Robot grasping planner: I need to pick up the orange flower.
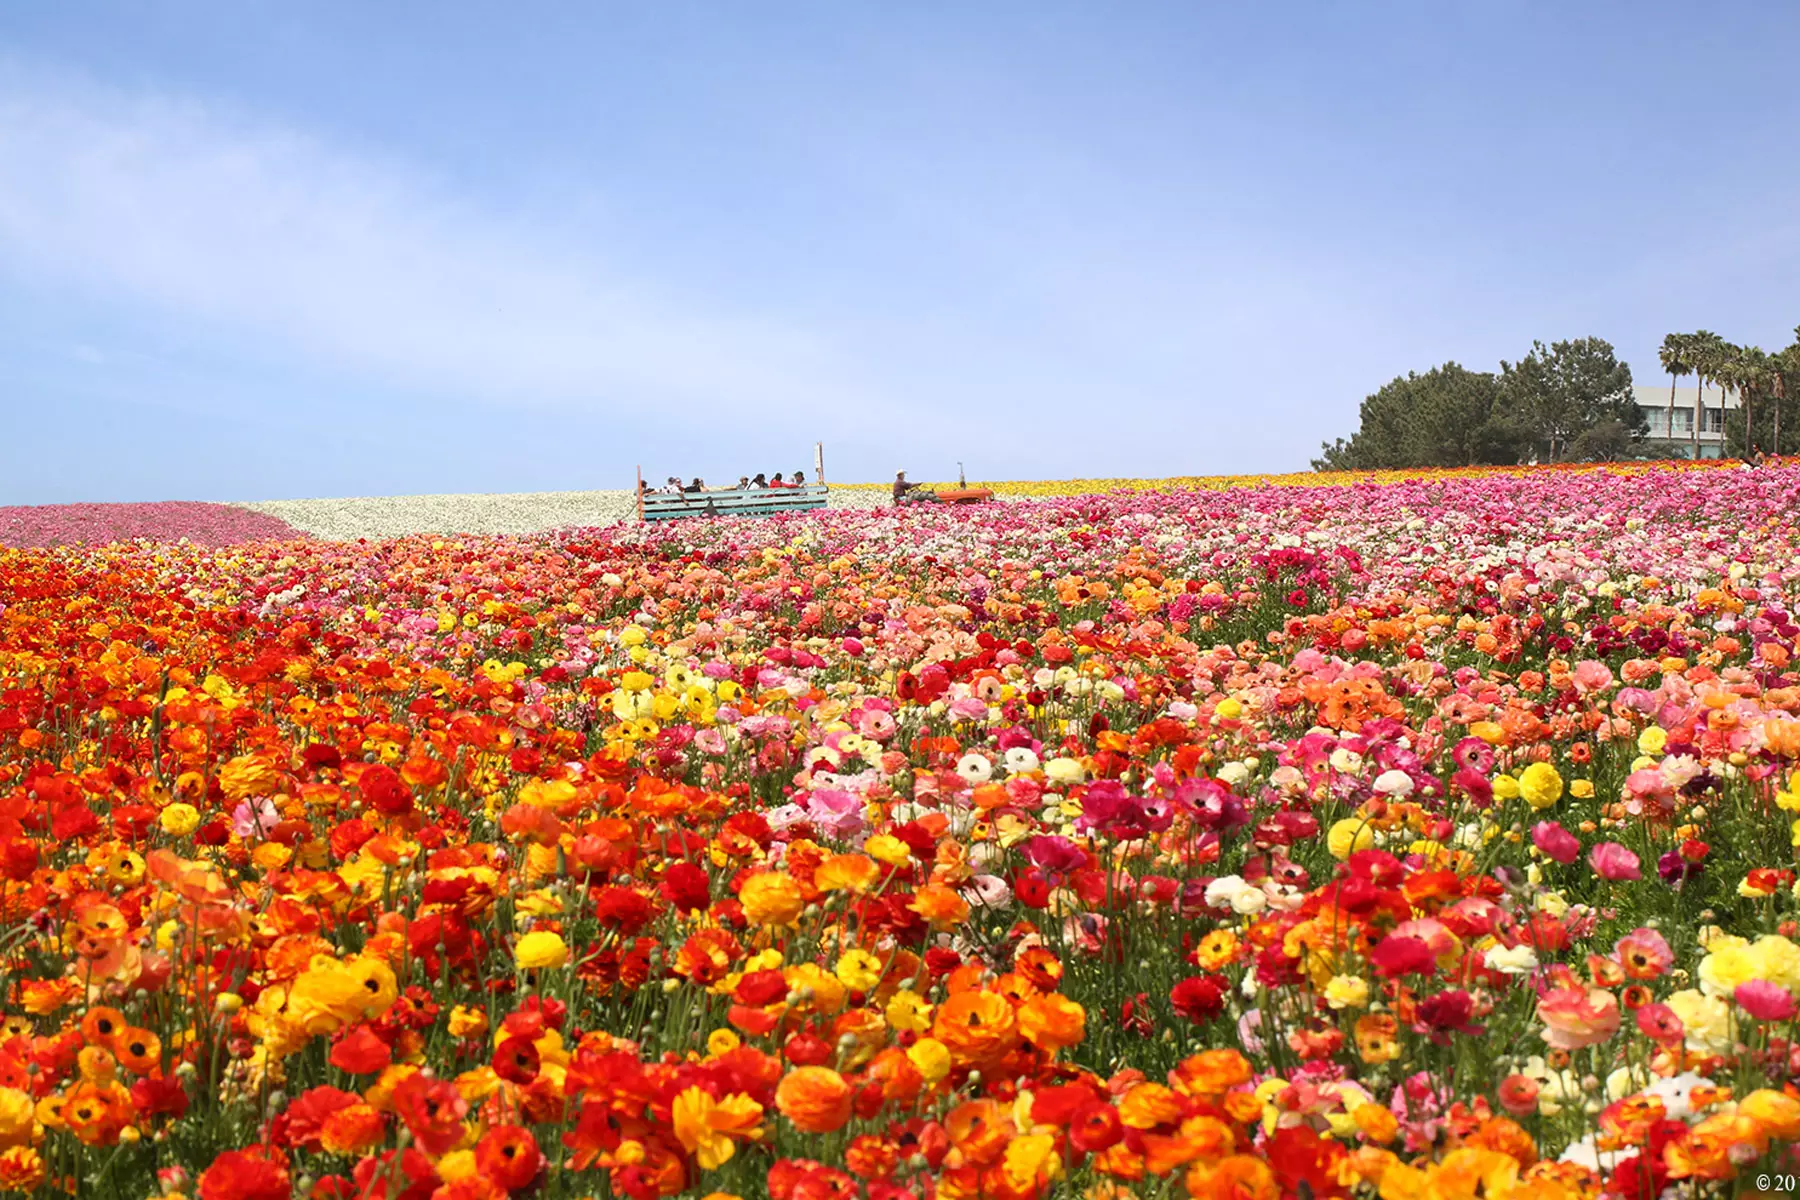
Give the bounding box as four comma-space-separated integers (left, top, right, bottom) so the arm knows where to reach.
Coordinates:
944, 1098, 1012, 1166
1169, 1049, 1251, 1097
1186, 1154, 1279, 1200
932, 991, 1018, 1065
319, 1104, 386, 1155
738, 872, 805, 927
775, 1066, 853, 1134
1017, 994, 1085, 1052
113, 1027, 161, 1075
79, 1006, 127, 1045
815, 853, 881, 894
62, 1081, 130, 1146
1354, 1014, 1399, 1064
1119, 1082, 1187, 1130
909, 884, 970, 928
197, 1146, 290, 1200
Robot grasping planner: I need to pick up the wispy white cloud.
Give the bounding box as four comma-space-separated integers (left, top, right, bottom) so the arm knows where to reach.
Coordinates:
0, 67, 877, 430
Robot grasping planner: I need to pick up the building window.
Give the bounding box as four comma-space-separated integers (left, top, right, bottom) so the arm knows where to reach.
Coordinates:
1702, 407, 1724, 433
1673, 410, 1693, 433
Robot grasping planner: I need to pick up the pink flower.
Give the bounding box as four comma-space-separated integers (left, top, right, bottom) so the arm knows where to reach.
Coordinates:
1571, 660, 1615, 693
1613, 927, 1673, 979
1537, 986, 1621, 1049
1588, 842, 1642, 881
1532, 821, 1581, 865
1734, 980, 1798, 1022
1634, 1001, 1684, 1044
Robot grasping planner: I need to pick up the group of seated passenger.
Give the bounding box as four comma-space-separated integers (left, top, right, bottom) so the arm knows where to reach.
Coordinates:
646, 470, 815, 495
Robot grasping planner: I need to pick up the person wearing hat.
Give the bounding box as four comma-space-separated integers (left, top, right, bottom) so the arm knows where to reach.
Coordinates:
893, 470, 926, 506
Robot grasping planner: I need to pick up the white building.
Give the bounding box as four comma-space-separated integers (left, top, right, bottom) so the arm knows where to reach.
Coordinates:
1632, 384, 1738, 459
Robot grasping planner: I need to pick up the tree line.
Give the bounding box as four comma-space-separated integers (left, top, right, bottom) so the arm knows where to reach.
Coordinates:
1315, 329, 1800, 471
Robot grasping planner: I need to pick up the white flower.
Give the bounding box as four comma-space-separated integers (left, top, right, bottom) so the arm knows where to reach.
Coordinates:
1004, 747, 1041, 775
1328, 748, 1364, 774
960, 875, 1012, 910
1372, 769, 1414, 797
954, 753, 994, 785
1482, 944, 1539, 975
1215, 762, 1251, 789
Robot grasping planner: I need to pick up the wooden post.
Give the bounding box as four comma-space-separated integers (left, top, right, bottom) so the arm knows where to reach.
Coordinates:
815, 442, 825, 487
636, 465, 645, 523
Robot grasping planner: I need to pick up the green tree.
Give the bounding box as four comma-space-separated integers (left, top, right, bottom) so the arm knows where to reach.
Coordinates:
1313, 363, 1517, 470
1657, 333, 1692, 456
1498, 337, 1641, 463
1683, 330, 1726, 457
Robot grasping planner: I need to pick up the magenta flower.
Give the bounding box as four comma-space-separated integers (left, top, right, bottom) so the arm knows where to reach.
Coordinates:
1587, 842, 1642, 881
1531, 821, 1581, 865
1735, 980, 1797, 1022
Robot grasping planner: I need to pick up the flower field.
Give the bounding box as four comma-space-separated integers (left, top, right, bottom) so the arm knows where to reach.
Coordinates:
2, 464, 1800, 1200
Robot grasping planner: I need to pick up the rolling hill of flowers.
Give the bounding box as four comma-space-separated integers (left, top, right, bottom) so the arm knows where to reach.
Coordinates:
1, 461, 1798, 1200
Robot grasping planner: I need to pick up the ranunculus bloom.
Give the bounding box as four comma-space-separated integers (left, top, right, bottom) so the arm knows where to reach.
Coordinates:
1634, 1001, 1684, 1044
1735, 980, 1798, 1022
1369, 935, 1437, 979
1588, 842, 1641, 881
1537, 986, 1620, 1049
513, 930, 568, 970
1531, 821, 1581, 865
775, 1066, 853, 1133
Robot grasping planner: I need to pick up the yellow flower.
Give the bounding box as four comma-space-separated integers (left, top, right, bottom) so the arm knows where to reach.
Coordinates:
1569, 779, 1594, 800
671, 1086, 763, 1171
1323, 976, 1370, 1010
907, 1037, 952, 1083
1492, 775, 1521, 802
707, 1029, 741, 1057
1637, 726, 1667, 756
286, 961, 368, 1035
218, 754, 280, 799
436, 1150, 479, 1183
885, 990, 933, 1033
1326, 818, 1373, 860
0, 1087, 35, 1147
158, 803, 200, 837
514, 931, 569, 971
864, 834, 911, 866
834, 949, 882, 992
1518, 762, 1563, 810
1747, 935, 1800, 992
447, 1006, 489, 1039
739, 873, 805, 927
1470, 721, 1506, 745
1214, 697, 1243, 721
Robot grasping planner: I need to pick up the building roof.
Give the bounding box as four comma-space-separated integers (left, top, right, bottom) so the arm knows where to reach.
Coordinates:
1632, 384, 1738, 410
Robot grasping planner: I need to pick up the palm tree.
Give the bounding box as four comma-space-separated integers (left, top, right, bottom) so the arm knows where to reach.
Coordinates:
1657, 334, 1690, 457
1686, 331, 1725, 458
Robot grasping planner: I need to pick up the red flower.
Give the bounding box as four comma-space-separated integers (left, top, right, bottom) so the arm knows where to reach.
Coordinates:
1169, 975, 1227, 1024
492, 1035, 541, 1085
351, 1148, 439, 1200
358, 764, 414, 816
391, 1072, 469, 1157
658, 862, 712, 913
130, 1076, 190, 1119
329, 1025, 392, 1075
1068, 1102, 1124, 1153
475, 1124, 543, 1192
197, 1148, 290, 1200
1266, 1126, 1346, 1199
1369, 935, 1437, 979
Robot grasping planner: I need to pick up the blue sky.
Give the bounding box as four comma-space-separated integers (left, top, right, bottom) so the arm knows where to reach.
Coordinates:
2, 3, 1797, 504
